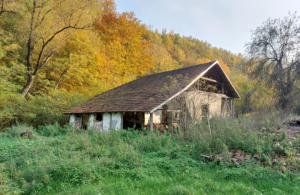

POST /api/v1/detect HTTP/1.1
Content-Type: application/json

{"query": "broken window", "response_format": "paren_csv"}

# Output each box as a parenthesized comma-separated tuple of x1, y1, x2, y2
(201, 104, 209, 119)
(123, 112, 144, 129)
(96, 113, 103, 121)
(174, 111, 180, 122)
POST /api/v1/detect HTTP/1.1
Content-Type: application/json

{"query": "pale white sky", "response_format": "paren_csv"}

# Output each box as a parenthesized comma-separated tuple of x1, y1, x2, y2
(115, 0, 300, 54)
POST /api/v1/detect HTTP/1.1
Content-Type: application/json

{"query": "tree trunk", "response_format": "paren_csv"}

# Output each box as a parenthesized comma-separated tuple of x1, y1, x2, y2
(21, 74, 35, 97)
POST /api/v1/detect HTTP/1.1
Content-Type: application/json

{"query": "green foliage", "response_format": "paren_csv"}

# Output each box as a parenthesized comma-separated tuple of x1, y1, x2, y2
(0, 122, 299, 194)
(247, 14, 300, 110)
(183, 115, 297, 164)
(4, 124, 34, 138)
(0, 91, 86, 130)
(293, 136, 300, 153)
(36, 123, 69, 137)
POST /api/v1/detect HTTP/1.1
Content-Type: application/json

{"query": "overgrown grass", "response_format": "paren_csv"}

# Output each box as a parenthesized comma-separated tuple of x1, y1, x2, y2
(0, 118, 300, 194)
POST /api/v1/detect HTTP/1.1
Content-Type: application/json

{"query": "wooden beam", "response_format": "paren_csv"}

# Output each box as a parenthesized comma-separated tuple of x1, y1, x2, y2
(200, 76, 217, 83)
(149, 112, 153, 131)
(230, 99, 234, 117)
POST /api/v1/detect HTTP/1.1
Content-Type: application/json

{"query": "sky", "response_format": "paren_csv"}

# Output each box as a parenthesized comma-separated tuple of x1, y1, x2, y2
(115, 0, 300, 54)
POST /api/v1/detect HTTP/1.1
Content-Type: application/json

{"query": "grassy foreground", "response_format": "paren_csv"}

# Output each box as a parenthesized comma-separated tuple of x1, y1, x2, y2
(0, 122, 300, 194)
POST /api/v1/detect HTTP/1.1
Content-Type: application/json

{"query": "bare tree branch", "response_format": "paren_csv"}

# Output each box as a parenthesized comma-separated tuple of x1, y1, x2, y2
(20, 0, 97, 97)
(247, 13, 300, 109)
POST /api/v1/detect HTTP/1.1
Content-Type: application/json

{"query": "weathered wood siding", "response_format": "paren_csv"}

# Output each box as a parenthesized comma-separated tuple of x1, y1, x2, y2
(184, 90, 224, 119)
(167, 90, 230, 120)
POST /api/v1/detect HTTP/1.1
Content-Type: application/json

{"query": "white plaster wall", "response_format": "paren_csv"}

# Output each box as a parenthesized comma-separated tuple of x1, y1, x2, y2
(144, 110, 162, 125)
(94, 121, 103, 131)
(102, 112, 123, 131)
(184, 91, 224, 120)
(111, 113, 122, 130)
(87, 114, 96, 129)
(69, 114, 76, 127)
(102, 113, 111, 131)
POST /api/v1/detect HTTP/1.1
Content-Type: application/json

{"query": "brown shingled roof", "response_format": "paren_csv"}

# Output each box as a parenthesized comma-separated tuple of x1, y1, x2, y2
(65, 61, 238, 114)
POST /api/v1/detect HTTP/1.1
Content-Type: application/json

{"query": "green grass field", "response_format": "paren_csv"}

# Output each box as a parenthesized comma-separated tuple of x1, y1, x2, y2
(0, 124, 300, 194)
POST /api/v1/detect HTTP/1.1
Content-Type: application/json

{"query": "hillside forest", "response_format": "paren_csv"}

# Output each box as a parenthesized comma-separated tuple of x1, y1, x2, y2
(0, 0, 299, 128)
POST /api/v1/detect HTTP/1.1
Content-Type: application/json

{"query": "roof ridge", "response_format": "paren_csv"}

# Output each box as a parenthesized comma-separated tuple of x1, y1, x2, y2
(144, 60, 216, 77)
(93, 61, 217, 98)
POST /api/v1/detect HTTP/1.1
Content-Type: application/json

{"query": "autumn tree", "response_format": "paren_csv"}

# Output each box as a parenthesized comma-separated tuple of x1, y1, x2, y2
(0, 0, 16, 15)
(0, 0, 102, 97)
(247, 14, 300, 109)
(41, 31, 106, 95)
(95, 7, 154, 86)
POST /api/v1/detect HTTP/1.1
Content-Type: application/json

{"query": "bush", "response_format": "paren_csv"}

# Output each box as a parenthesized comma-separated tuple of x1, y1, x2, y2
(134, 132, 173, 153)
(293, 137, 300, 153)
(0, 91, 87, 130)
(36, 123, 69, 137)
(0, 93, 24, 130)
(181, 114, 296, 165)
(4, 124, 35, 138)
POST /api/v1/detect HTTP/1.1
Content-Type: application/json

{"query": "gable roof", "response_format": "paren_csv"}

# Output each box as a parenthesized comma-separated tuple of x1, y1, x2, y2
(65, 61, 239, 114)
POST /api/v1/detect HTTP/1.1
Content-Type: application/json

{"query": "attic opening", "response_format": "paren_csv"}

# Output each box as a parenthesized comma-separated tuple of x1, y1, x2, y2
(202, 64, 239, 98)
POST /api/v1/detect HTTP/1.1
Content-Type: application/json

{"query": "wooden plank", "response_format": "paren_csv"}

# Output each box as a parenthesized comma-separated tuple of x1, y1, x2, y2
(149, 113, 153, 131)
(200, 76, 218, 83)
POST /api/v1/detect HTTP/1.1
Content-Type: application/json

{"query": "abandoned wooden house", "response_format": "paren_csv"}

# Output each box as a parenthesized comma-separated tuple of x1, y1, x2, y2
(65, 61, 240, 131)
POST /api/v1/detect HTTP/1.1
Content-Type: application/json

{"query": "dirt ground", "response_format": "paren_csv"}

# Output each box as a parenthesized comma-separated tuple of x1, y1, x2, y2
(281, 116, 300, 138)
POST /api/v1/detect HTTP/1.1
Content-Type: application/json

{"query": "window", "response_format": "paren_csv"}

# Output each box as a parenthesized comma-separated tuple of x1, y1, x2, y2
(174, 112, 180, 120)
(201, 104, 209, 118)
(96, 113, 103, 121)
(75, 114, 81, 120)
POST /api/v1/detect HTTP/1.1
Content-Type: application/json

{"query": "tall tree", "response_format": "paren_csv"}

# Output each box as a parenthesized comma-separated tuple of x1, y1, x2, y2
(0, 0, 101, 97)
(95, 9, 154, 86)
(247, 14, 300, 109)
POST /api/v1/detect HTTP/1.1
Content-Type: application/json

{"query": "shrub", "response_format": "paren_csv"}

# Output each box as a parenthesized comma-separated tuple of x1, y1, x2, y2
(36, 123, 69, 137)
(109, 142, 141, 169)
(0, 170, 21, 194)
(4, 124, 35, 138)
(0, 91, 87, 130)
(293, 136, 300, 153)
(0, 93, 24, 130)
(182, 114, 297, 165)
(134, 132, 173, 153)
